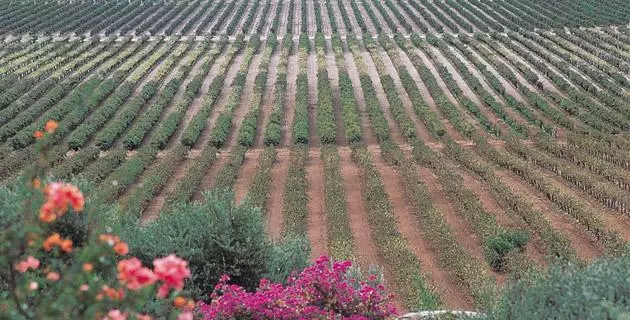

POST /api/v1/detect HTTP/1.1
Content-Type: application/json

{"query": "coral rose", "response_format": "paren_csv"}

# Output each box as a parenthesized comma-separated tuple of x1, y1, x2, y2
(117, 258, 157, 290)
(153, 255, 191, 298)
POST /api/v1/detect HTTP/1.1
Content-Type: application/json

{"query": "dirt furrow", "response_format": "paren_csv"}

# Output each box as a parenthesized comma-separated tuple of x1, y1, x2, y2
(493, 169, 604, 262)
(219, 0, 246, 35)
(254, 49, 281, 148)
(355, 0, 378, 35)
(307, 0, 316, 37)
(399, 0, 439, 34)
(396, 48, 463, 141)
(225, 49, 265, 147)
(385, 0, 419, 34)
(471, 40, 558, 125)
(260, 1, 278, 38)
(156, 4, 189, 36)
(235, 0, 256, 36)
(427, 45, 512, 134)
(307, 46, 319, 146)
(264, 148, 290, 239)
(247, 0, 266, 36)
(193, 50, 246, 150)
(361, 50, 405, 145)
(368, 147, 475, 309)
(294, 0, 302, 36)
(379, 48, 437, 144)
(534, 167, 630, 242)
(406, 0, 453, 34)
(234, 149, 263, 203)
(415, 162, 505, 284)
(453, 165, 547, 266)
(188, 1, 218, 35)
(362, 0, 394, 35)
(307, 148, 328, 259)
(173, 48, 228, 145)
(343, 48, 377, 145)
(141, 151, 196, 222)
(281, 42, 298, 146)
(90, 42, 178, 148)
(174, 1, 209, 35)
(329, 0, 347, 36)
(277, 0, 290, 38)
(202, 4, 229, 35)
(325, 40, 347, 146)
(336, 148, 379, 265)
(193, 150, 230, 201)
(320, 0, 332, 36)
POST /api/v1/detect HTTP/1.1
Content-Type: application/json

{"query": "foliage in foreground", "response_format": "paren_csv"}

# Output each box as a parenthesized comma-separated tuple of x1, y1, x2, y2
(485, 253, 630, 319)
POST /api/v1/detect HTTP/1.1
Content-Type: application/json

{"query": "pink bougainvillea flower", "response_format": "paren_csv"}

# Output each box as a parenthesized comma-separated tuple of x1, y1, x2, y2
(117, 258, 157, 290)
(102, 309, 128, 320)
(153, 255, 191, 298)
(14, 256, 40, 273)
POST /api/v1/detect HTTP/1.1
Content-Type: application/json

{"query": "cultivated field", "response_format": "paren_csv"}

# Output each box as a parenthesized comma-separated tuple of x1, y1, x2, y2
(2, 0, 630, 311)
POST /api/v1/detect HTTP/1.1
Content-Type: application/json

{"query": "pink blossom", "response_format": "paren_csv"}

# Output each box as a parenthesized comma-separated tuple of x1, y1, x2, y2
(153, 255, 191, 298)
(14, 256, 40, 273)
(117, 258, 157, 290)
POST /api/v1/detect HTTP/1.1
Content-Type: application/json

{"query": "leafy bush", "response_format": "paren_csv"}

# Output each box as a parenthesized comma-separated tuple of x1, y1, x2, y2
(485, 229, 531, 272)
(486, 253, 630, 319)
(120, 191, 310, 299)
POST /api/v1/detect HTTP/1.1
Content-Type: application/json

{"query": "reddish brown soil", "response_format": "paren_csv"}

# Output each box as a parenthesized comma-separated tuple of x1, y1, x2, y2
(307, 49, 320, 146)
(247, 1, 266, 37)
(281, 43, 298, 146)
(454, 166, 547, 266)
(379, 48, 436, 144)
(164, 49, 214, 150)
(142, 151, 197, 223)
(306, 148, 328, 259)
(264, 148, 290, 240)
(325, 41, 348, 146)
(233, 0, 254, 36)
(361, 50, 406, 145)
(493, 169, 604, 262)
(260, 1, 278, 38)
(362, 0, 394, 35)
(397, 48, 464, 141)
(176, 47, 227, 142)
(254, 50, 281, 148)
(428, 45, 510, 135)
(193, 150, 230, 201)
(277, 0, 290, 38)
(329, 1, 347, 36)
(226, 49, 264, 147)
(306, 0, 316, 38)
(354, 1, 378, 35)
(234, 149, 263, 203)
(337, 148, 380, 267)
(535, 168, 630, 242)
(414, 160, 506, 285)
(369, 147, 475, 309)
(193, 50, 246, 150)
(342, 49, 378, 145)
(320, 1, 332, 36)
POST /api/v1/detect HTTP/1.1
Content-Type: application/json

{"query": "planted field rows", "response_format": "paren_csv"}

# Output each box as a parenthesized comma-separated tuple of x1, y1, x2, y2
(3, 0, 630, 311)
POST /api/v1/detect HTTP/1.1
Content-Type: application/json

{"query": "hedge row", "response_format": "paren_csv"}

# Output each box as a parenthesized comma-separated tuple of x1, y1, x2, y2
(244, 146, 276, 209)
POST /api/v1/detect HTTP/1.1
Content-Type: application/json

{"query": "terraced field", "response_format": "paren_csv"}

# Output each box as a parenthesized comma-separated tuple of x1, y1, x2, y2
(2, 0, 630, 312)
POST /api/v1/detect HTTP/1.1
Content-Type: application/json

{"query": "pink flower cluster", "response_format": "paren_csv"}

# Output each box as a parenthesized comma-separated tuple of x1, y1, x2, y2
(199, 256, 397, 319)
(117, 255, 191, 298)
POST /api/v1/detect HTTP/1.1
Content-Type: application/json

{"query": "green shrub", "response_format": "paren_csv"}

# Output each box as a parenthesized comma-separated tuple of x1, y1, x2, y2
(120, 191, 309, 298)
(486, 253, 630, 319)
(485, 229, 531, 272)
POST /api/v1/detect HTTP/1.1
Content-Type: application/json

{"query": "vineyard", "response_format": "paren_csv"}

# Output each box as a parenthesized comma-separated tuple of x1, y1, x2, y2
(2, 0, 630, 312)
